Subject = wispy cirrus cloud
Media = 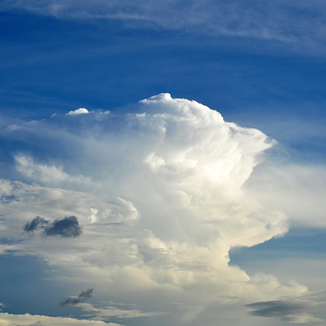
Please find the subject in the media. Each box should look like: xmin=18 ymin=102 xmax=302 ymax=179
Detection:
xmin=1 ymin=0 xmax=326 ymax=52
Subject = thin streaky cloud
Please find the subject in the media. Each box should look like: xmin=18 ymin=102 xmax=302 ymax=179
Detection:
xmin=76 ymin=302 xmax=167 ymax=320
xmin=1 ymin=0 xmax=326 ymax=51
xmin=246 ymin=300 xmax=322 ymax=323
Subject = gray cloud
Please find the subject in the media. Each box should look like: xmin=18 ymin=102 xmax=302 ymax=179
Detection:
xmin=24 ymin=216 xmax=82 ymax=238
xmin=59 ymin=288 xmax=93 ymax=307
xmin=24 ymin=216 xmax=49 ymax=234
xmin=246 ymin=300 xmax=311 ymax=322
xmin=44 ymin=216 xmax=82 ymax=238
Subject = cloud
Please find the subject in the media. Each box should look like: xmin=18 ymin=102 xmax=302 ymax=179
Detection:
xmin=246 ymin=300 xmax=321 ymax=323
xmin=67 ymin=108 xmax=89 ymax=116
xmin=77 ymin=302 xmax=165 ymax=320
xmin=0 ymin=94 xmax=323 ymax=324
xmin=44 ymin=216 xmax=82 ymax=238
xmin=23 ymin=216 xmax=48 ymax=234
xmin=1 ymin=0 xmax=326 ymax=52
xmin=0 ymin=313 xmax=123 ymax=326
xmin=24 ymin=216 xmax=82 ymax=238
xmin=59 ymin=288 xmax=93 ymax=307
xmin=59 ymin=290 xmax=165 ymax=321
xmin=14 ymin=154 xmax=94 ymax=188
xmin=245 ymin=163 xmax=326 ymax=227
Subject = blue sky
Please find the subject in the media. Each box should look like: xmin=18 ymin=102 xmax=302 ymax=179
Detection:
xmin=0 ymin=1 xmax=326 ymax=325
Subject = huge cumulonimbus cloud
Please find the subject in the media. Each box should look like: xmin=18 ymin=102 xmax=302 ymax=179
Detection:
xmin=0 ymin=94 xmax=309 ymax=323
xmin=1 ymin=93 xmax=287 ymax=278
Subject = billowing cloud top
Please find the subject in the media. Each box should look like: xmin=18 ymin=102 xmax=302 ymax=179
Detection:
xmin=0 ymin=94 xmax=312 ymax=325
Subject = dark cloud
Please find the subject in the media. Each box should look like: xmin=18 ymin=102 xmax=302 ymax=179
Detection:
xmin=44 ymin=216 xmax=82 ymax=238
xmin=246 ymin=300 xmax=310 ymax=322
xmin=24 ymin=216 xmax=82 ymax=238
xmin=24 ymin=216 xmax=48 ymax=234
xmin=59 ymin=288 xmax=93 ymax=307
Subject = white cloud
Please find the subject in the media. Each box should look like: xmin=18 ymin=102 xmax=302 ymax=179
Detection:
xmin=77 ymin=302 xmax=165 ymax=320
xmin=245 ymin=163 xmax=326 ymax=227
xmin=14 ymin=154 xmax=94 ymax=187
xmin=0 ymin=94 xmax=324 ymax=324
xmin=0 ymin=313 xmax=122 ymax=326
xmin=66 ymin=108 xmax=89 ymax=116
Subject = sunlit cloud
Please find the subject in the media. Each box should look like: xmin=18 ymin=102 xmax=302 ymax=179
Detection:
xmin=0 ymin=94 xmax=320 ymax=324
xmin=67 ymin=108 xmax=89 ymax=115
xmin=0 ymin=313 xmax=122 ymax=325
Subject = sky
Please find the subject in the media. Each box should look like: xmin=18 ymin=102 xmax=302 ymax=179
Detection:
xmin=0 ymin=1 xmax=326 ymax=325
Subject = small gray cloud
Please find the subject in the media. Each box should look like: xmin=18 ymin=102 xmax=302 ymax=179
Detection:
xmin=59 ymin=289 xmax=93 ymax=307
xmin=24 ymin=216 xmax=49 ymax=234
xmin=246 ymin=300 xmax=311 ymax=322
xmin=44 ymin=216 xmax=82 ymax=238
xmin=24 ymin=216 xmax=82 ymax=238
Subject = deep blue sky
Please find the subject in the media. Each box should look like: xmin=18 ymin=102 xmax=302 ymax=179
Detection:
xmin=1 ymin=10 xmax=326 ymax=121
